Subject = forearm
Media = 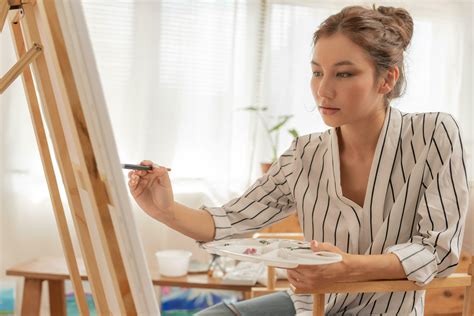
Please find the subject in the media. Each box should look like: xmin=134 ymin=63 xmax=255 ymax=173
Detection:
xmin=348 ymin=253 xmax=407 ymax=282
xmin=160 ymin=202 xmax=216 ymax=242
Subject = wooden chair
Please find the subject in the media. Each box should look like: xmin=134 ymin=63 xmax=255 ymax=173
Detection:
xmin=251 ymin=232 xmax=472 ymax=315
xmin=250 ymin=192 xmax=473 ymax=315
xmin=291 ymin=253 xmax=472 ymax=316
xmin=292 ymin=189 xmax=474 ymax=316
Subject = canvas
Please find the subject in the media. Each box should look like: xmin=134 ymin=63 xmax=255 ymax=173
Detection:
xmin=1 ymin=0 xmax=160 ymax=314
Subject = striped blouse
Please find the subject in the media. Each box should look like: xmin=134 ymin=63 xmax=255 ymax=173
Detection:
xmin=201 ymin=106 xmax=469 ymax=315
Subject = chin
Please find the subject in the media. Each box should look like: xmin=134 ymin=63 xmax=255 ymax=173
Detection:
xmin=321 ymin=116 xmax=342 ymax=128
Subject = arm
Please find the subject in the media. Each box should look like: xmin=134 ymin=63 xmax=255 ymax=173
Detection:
xmin=349 ymin=253 xmax=406 ymax=281
xmin=159 ymin=202 xmax=216 ymax=242
xmin=288 ymin=115 xmax=469 ymax=288
xmin=128 ymin=162 xmax=216 ymax=242
xmin=129 ymin=138 xmax=297 ymax=243
xmin=383 ymin=115 xmax=469 ymax=285
xmin=288 ymin=241 xmax=406 ymax=288
xmin=199 ymin=140 xmax=298 ymax=241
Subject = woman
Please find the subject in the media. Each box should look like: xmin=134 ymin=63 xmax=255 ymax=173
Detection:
xmin=128 ymin=5 xmax=469 ymax=315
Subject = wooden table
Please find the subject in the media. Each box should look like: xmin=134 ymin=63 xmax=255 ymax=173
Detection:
xmin=6 ymin=256 xmax=275 ymax=316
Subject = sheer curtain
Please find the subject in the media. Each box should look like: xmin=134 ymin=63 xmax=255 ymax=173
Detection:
xmin=82 ymin=0 xmax=267 ymax=263
xmin=1 ymin=0 xmax=472 ymax=295
xmin=0 ymin=1 xmax=267 ymax=293
xmin=83 ymin=0 xmax=265 ymax=202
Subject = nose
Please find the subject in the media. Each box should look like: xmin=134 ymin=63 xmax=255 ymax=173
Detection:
xmin=316 ymin=76 xmax=335 ymax=99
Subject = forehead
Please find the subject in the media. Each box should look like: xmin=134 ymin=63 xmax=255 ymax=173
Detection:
xmin=313 ymin=32 xmax=373 ymax=68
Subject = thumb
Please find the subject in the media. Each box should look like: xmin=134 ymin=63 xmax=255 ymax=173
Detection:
xmin=311 ymin=240 xmax=337 ymax=252
xmin=310 ymin=240 xmax=320 ymax=251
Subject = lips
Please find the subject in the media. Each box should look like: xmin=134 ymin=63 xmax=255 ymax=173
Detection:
xmin=318 ymin=106 xmax=340 ymax=115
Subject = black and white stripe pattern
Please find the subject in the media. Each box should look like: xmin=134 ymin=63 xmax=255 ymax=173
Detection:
xmin=201 ymin=107 xmax=469 ymax=315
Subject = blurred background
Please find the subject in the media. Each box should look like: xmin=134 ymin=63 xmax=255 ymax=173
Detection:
xmin=1 ymin=0 xmax=472 ymax=314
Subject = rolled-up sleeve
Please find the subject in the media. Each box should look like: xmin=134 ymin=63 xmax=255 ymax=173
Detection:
xmin=200 ymin=139 xmax=298 ymax=242
xmin=386 ymin=114 xmax=469 ymax=286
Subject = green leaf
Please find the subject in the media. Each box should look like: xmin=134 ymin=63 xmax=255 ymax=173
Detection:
xmin=288 ymin=128 xmax=299 ymax=138
xmin=268 ymin=115 xmax=292 ymax=133
xmin=240 ymin=106 xmax=258 ymax=111
xmin=240 ymin=106 xmax=268 ymax=112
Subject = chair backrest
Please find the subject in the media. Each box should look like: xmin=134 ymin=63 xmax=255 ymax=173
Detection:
xmin=463 ymin=183 xmax=474 ymax=315
xmin=462 ymin=183 xmax=473 ymax=256
xmin=259 ymin=213 xmax=302 ymax=233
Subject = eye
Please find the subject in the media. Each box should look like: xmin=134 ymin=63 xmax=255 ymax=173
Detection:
xmin=336 ymin=72 xmax=353 ymax=78
xmin=312 ymin=71 xmax=322 ymax=78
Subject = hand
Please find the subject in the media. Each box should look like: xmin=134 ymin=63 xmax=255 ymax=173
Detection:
xmin=127 ymin=160 xmax=175 ymax=222
xmin=286 ymin=240 xmax=354 ymax=290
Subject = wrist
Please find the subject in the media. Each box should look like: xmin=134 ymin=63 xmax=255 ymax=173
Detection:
xmin=345 ymin=254 xmax=406 ymax=282
xmin=346 ymin=254 xmax=368 ymax=282
xmin=153 ymin=202 xmax=177 ymax=224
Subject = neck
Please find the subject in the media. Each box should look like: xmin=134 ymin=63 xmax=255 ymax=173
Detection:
xmin=337 ymin=107 xmax=387 ymax=159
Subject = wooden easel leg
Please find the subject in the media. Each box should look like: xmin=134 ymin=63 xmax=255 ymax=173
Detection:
xmin=19 ymin=2 xmax=116 ymax=313
xmin=21 ymin=279 xmax=42 ymax=316
xmin=9 ymin=8 xmax=91 ymax=316
xmin=40 ymin=1 xmax=137 ymax=314
xmin=49 ymin=280 xmax=66 ymax=316
xmin=0 ymin=0 xmax=9 ymax=32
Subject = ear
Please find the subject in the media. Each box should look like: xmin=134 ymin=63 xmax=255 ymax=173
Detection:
xmin=378 ymin=66 xmax=400 ymax=95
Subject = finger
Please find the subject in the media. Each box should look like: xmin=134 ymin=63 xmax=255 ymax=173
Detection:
xmin=311 ymin=240 xmax=332 ymax=251
xmin=128 ymin=170 xmax=143 ymax=179
xmin=287 ymin=269 xmax=295 ymax=278
xmin=128 ymin=173 xmax=140 ymax=186
xmin=128 ymin=174 xmax=143 ymax=190
xmin=128 ymin=178 xmax=137 ymax=188
xmin=152 ymin=166 xmax=172 ymax=187
xmin=287 ymin=270 xmax=309 ymax=289
xmin=140 ymin=160 xmax=154 ymax=168
xmin=287 ymin=273 xmax=297 ymax=284
xmin=311 ymin=240 xmax=340 ymax=253
xmin=128 ymin=166 xmax=156 ymax=181
xmin=287 ymin=269 xmax=306 ymax=280
xmin=129 ymin=176 xmax=149 ymax=197
xmin=287 ymin=270 xmax=299 ymax=284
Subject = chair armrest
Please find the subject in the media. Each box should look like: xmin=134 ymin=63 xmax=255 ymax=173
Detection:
xmin=291 ymin=273 xmax=472 ymax=294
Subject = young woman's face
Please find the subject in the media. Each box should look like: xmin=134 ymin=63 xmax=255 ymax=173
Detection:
xmin=311 ymin=32 xmax=386 ymax=127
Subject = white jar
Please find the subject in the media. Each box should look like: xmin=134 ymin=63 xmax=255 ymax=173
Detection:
xmin=155 ymin=250 xmax=192 ymax=277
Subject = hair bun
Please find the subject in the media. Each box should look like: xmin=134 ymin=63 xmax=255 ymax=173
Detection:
xmin=377 ymin=6 xmax=414 ymax=50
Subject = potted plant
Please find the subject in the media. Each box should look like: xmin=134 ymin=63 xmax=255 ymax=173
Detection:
xmin=242 ymin=106 xmax=299 ymax=174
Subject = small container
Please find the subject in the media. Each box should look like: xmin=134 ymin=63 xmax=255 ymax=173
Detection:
xmin=155 ymin=250 xmax=192 ymax=277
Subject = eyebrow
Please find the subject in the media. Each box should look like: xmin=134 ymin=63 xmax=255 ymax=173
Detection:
xmin=311 ymin=60 xmax=355 ymax=67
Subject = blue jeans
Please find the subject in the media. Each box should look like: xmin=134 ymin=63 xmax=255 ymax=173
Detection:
xmin=194 ymin=291 xmax=296 ymax=316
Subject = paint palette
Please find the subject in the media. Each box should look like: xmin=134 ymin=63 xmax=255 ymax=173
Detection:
xmin=202 ymin=238 xmax=342 ymax=268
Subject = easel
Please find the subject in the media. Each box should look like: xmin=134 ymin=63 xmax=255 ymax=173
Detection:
xmin=1 ymin=1 xmax=158 ymax=314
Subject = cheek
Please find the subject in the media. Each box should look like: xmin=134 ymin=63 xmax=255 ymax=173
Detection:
xmin=345 ymin=84 xmax=367 ymax=101
xmin=310 ymin=78 xmax=319 ymax=97
xmin=341 ymin=79 xmax=375 ymax=104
